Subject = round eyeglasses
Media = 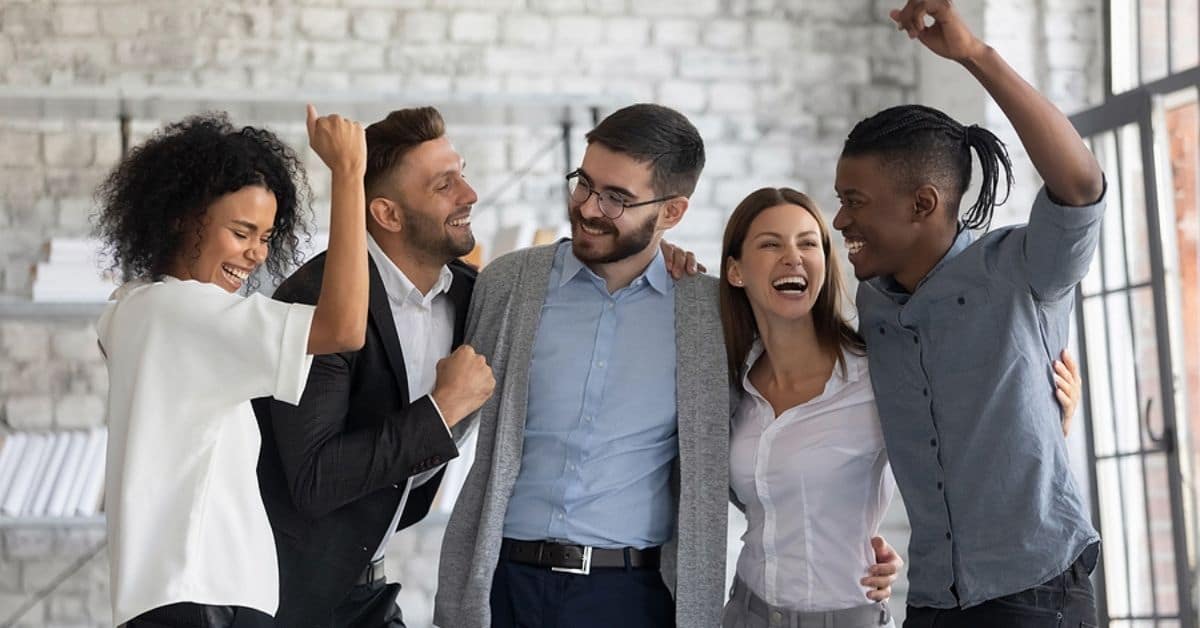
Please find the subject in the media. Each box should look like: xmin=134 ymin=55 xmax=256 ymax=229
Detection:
xmin=565 ymin=169 xmax=678 ymax=220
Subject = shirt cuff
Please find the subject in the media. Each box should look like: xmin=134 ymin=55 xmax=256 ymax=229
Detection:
xmin=1035 ymin=176 xmax=1107 ymax=231
xmin=426 ymin=394 xmax=454 ymax=441
xmin=273 ymin=302 xmax=316 ymax=405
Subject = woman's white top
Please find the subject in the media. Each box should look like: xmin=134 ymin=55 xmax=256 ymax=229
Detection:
xmin=730 ymin=341 xmax=894 ymax=612
xmin=97 ymin=277 xmax=315 ymax=625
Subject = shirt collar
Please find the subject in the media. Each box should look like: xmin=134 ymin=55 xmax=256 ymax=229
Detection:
xmin=367 ymin=233 xmax=453 ymax=306
xmin=740 ymin=337 xmax=865 ymax=393
xmin=558 ymin=241 xmax=671 ymax=295
xmin=876 ymin=225 xmax=975 ymax=297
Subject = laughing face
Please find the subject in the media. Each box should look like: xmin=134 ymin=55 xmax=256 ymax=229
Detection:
xmin=727 ymin=203 xmax=827 ymax=321
xmin=171 ymin=184 xmax=276 ymax=293
xmin=832 ymin=153 xmax=922 ymax=282
xmin=568 ymin=143 xmax=662 ymax=265
xmin=391 ymin=136 xmax=477 ymax=261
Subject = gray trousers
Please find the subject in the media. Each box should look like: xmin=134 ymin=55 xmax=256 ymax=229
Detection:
xmin=722 ymin=577 xmax=895 ymax=628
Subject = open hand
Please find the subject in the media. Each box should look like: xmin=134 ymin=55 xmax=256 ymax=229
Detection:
xmin=862 ymin=536 xmax=903 ymax=602
xmin=660 ymin=240 xmax=706 ymax=280
xmin=1055 ymin=349 xmax=1083 ymax=437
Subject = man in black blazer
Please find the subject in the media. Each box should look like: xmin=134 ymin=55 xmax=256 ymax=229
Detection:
xmin=253 ymin=107 xmax=495 ymax=628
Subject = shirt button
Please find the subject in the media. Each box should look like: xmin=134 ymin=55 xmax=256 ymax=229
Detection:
xmin=922 ymin=388 xmax=929 ymax=397
xmin=607 ymin=303 xmax=615 ymax=309
xmin=945 ymin=532 xmax=952 ymax=540
xmin=596 ymin=361 xmax=605 ymax=368
xmin=557 ymin=513 xmax=565 ymax=520
xmin=913 ymin=336 xmax=920 ymax=344
xmin=937 ymin=481 xmax=943 ymax=490
xmin=878 ymin=327 xmax=886 ymax=335
xmin=957 ymin=297 xmax=966 ymax=305
xmin=930 ymin=438 xmax=937 ymax=447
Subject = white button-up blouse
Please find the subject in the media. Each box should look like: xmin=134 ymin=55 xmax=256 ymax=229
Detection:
xmin=730 ymin=342 xmax=894 ymax=612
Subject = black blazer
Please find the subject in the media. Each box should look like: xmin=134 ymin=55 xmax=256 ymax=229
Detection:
xmin=252 ymin=253 xmax=475 ymax=627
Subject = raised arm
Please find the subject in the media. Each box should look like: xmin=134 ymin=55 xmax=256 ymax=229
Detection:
xmin=305 ymin=104 xmax=369 ymax=354
xmin=891 ymin=0 xmax=1104 ymax=206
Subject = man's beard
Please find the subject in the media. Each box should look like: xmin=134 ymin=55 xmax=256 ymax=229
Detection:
xmin=568 ymin=203 xmax=657 ymax=264
xmin=402 ymin=204 xmax=475 ymax=263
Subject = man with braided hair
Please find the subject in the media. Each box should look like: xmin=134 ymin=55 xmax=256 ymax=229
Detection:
xmin=832 ymin=1 xmax=1105 ymax=626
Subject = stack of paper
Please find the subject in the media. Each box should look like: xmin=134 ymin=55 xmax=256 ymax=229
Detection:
xmin=0 ymin=429 xmax=107 ymax=519
xmin=31 ymin=238 xmax=119 ymax=302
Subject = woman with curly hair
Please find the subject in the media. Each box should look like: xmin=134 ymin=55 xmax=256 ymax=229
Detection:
xmin=95 ymin=105 xmax=368 ymax=628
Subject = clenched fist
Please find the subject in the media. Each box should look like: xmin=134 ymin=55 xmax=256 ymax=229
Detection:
xmin=431 ymin=345 xmax=496 ymax=428
xmin=305 ymin=104 xmax=366 ymax=177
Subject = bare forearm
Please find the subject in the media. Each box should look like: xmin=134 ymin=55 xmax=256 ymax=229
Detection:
xmin=962 ymin=46 xmax=1104 ymax=205
xmin=309 ymin=169 xmax=368 ymax=354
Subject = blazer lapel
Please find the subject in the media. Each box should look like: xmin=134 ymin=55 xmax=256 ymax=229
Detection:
xmin=367 ymin=258 xmax=411 ymax=405
xmin=447 ymin=263 xmax=474 ymax=348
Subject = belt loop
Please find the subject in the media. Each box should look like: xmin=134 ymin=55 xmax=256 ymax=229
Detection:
xmin=623 ymin=547 xmax=631 ymax=572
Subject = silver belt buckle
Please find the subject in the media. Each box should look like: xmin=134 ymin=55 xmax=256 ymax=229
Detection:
xmin=550 ymin=545 xmax=592 ymax=575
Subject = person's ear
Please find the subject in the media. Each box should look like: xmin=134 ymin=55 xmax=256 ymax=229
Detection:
xmin=368 ymin=197 xmax=404 ymax=233
xmin=912 ymin=184 xmax=940 ymax=223
xmin=726 ymin=256 xmax=745 ymax=288
xmin=657 ymin=196 xmax=690 ymax=231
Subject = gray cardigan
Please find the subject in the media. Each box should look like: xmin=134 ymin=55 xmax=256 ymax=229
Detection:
xmin=434 ymin=242 xmax=730 ymax=628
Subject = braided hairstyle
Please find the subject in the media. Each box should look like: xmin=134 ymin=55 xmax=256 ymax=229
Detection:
xmin=842 ymin=104 xmax=1013 ymax=231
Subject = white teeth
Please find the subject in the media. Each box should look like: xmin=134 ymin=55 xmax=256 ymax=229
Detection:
xmin=772 ymin=276 xmax=808 ymax=292
xmin=222 ymin=265 xmax=249 ymax=281
xmin=580 ymin=224 xmax=606 ymax=235
xmin=449 ymin=217 xmax=471 ymax=227
xmin=846 ymin=240 xmax=865 ymax=255
xmin=772 ymin=276 xmax=808 ymax=288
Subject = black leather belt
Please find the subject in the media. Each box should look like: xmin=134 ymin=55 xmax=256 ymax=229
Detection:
xmin=355 ymin=557 xmax=386 ymax=586
xmin=499 ymin=538 xmax=661 ymax=575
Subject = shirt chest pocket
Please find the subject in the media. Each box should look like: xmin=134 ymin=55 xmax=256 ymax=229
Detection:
xmin=924 ymin=285 xmax=1001 ymax=377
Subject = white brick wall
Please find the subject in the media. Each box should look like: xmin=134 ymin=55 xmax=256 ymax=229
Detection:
xmin=0 ymin=0 xmax=1102 ymax=625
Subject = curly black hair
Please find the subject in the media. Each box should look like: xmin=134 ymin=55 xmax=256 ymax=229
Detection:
xmin=93 ymin=112 xmax=312 ymax=291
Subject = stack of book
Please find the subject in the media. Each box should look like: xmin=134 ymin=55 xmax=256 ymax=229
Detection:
xmin=0 ymin=429 xmax=107 ymax=520
xmin=31 ymin=238 xmax=119 ymax=303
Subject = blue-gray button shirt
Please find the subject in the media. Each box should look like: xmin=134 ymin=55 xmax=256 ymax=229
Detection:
xmin=502 ymin=241 xmax=678 ymax=548
xmin=857 ymin=187 xmax=1104 ymax=608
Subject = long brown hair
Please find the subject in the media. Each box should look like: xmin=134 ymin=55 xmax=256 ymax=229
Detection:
xmin=719 ymin=187 xmax=866 ymax=380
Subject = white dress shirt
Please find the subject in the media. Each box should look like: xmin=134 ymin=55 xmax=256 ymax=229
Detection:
xmin=366 ymin=234 xmax=456 ymax=562
xmin=729 ymin=341 xmax=894 ymax=612
xmin=98 ymin=277 xmax=315 ymax=625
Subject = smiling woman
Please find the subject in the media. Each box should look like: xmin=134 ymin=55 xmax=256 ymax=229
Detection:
xmin=91 ymin=107 xmax=370 ymax=628
xmin=94 ymin=113 xmax=311 ymax=293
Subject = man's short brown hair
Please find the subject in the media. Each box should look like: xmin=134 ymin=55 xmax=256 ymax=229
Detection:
xmin=364 ymin=106 xmax=446 ymax=195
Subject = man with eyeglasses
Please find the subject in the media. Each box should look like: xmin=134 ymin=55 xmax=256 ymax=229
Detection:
xmin=434 ymin=104 xmax=900 ymax=628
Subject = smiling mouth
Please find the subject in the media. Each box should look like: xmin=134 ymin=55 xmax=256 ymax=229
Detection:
xmin=222 ymin=263 xmax=250 ymax=285
xmin=845 ymin=238 xmax=865 ymax=256
xmin=772 ymin=275 xmax=809 ymax=294
xmin=448 ymin=215 xmax=471 ymax=228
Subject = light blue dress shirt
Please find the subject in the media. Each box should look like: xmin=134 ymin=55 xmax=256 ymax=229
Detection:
xmin=857 ymin=187 xmax=1104 ymax=608
xmin=502 ymin=240 xmax=678 ymax=549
